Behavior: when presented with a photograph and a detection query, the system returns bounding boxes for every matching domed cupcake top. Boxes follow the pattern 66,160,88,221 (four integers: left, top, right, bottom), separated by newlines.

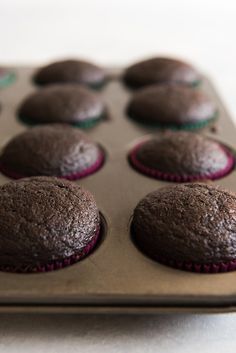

0,176,100,272
34,59,106,88
18,84,106,128
132,184,236,273
124,57,201,88
127,84,216,129
0,124,104,180
129,132,234,182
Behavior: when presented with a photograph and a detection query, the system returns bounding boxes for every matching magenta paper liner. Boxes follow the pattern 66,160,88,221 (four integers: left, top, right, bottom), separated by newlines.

155,255,236,274
0,227,101,274
129,141,235,182
0,150,105,181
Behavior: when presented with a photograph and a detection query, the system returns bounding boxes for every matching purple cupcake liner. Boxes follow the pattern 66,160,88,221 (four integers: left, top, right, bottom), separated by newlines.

0,226,100,274
0,150,104,181
129,141,235,182
155,255,236,274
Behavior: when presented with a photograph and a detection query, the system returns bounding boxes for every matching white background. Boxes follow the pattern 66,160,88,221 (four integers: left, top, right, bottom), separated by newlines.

1,0,236,120
1,0,236,352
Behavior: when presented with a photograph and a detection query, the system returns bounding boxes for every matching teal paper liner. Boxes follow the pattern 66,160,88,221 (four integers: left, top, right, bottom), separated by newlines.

18,115,103,129
0,72,15,88
127,111,218,131
33,77,107,90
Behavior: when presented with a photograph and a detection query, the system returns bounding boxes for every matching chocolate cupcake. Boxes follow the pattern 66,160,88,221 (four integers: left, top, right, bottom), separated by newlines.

123,57,201,88
127,84,217,130
0,68,15,88
34,59,106,89
0,124,104,180
18,84,106,128
0,176,101,273
129,132,234,182
132,184,236,273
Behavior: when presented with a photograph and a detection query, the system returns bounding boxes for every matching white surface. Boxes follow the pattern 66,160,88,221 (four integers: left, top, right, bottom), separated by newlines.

1,0,236,121
1,0,236,352
1,313,236,352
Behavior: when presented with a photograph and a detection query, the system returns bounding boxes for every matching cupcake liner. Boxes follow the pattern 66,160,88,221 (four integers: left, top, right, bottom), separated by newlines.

0,226,101,274
131,222,236,275
124,78,202,90
129,141,235,182
128,112,217,131
190,79,202,88
0,71,15,88
72,116,102,129
88,80,107,90
18,115,102,129
33,78,106,91
167,116,216,131
131,230,236,274
154,255,236,274
0,150,105,181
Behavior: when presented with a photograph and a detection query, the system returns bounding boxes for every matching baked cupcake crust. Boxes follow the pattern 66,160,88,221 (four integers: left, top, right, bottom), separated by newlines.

0,176,100,270
18,84,105,125
124,57,201,88
0,124,104,179
34,59,106,88
127,84,216,128
129,132,234,180
132,184,236,265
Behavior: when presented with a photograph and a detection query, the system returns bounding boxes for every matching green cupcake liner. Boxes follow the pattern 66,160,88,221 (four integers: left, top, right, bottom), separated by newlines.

18,116,37,126
124,78,202,90
128,111,218,131
72,116,102,128
189,79,202,88
88,79,107,90
33,77,107,91
18,115,102,129
0,72,15,88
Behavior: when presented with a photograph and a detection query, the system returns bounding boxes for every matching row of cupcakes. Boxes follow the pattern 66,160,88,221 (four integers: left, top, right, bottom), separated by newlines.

1,56,200,89
0,127,234,182
17,82,217,131
1,57,216,131
1,176,236,275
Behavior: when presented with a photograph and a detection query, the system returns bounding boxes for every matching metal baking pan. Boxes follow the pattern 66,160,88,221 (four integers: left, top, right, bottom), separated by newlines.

0,66,236,314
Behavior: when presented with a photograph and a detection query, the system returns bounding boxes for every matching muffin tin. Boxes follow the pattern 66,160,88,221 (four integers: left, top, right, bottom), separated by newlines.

1,65,236,314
